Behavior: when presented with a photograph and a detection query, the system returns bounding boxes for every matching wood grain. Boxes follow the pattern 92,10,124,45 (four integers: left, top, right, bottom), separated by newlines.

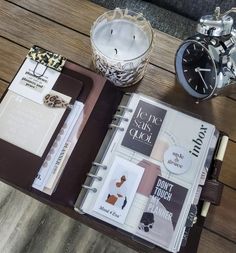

7,0,181,73
220,141,236,189
205,186,236,242
0,80,8,97
198,229,236,253
0,1,93,69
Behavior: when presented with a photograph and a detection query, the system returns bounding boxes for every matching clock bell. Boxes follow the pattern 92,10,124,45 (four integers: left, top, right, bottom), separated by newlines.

175,7,236,101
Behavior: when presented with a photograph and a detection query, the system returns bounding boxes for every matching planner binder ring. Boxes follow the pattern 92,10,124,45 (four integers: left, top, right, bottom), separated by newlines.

92,162,107,170
118,105,133,112
113,114,129,121
33,62,48,77
109,123,124,131
82,184,97,193
125,92,132,96
87,173,103,181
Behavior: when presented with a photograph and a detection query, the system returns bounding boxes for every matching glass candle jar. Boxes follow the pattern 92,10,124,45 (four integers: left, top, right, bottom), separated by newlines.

90,8,154,87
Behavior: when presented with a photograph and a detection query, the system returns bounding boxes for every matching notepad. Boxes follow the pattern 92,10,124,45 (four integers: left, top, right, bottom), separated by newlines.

0,90,71,157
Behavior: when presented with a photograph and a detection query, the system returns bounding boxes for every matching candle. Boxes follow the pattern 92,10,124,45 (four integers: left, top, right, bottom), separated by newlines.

90,8,153,87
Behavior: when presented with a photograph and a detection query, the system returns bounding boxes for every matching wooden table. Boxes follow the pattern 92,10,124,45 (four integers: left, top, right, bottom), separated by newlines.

0,1,235,252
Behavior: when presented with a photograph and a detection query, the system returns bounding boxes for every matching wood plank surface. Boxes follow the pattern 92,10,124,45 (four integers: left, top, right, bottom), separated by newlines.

0,1,236,253
0,1,94,69
205,186,236,242
198,229,236,253
7,0,181,73
0,80,8,95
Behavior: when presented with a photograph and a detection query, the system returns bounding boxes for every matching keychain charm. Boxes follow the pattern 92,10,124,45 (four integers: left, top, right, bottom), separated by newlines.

43,94,72,109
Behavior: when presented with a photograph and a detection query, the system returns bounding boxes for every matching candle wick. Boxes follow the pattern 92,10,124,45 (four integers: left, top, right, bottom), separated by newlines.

114,48,118,55
111,29,113,35
133,35,135,40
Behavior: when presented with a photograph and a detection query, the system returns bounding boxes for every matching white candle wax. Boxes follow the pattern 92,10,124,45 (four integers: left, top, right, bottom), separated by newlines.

92,19,150,61
90,8,153,86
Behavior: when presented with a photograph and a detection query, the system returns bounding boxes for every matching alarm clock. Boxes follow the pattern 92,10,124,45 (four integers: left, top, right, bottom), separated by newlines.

175,7,236,100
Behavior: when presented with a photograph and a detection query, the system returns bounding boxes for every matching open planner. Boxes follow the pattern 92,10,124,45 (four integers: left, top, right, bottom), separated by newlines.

0,46,228,253
75,93,228,253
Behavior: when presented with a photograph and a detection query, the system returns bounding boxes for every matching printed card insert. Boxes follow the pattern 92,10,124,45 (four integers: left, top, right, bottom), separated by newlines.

93,156,144,224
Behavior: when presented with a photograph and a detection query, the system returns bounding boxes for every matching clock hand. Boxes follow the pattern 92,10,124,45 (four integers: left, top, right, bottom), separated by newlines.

195,68,208,89
196,68,211,72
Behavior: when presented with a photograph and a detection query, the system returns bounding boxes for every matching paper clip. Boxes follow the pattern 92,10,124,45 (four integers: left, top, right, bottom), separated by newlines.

33,62,48,77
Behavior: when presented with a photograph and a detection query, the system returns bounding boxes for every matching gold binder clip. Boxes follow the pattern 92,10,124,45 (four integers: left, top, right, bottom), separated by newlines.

27,45,66,72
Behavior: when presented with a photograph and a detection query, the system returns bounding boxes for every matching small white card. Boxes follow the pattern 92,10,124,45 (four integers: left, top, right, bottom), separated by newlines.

9,58,60,104
93,157,144,224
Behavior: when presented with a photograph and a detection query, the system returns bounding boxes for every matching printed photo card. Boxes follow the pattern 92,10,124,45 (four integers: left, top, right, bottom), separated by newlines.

93,156,144,224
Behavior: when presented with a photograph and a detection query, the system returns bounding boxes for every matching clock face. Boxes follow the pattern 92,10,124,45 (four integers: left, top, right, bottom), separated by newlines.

175,40,217,99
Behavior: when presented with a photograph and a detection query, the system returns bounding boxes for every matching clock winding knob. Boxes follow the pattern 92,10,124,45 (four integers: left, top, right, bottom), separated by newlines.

197,7,234,37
